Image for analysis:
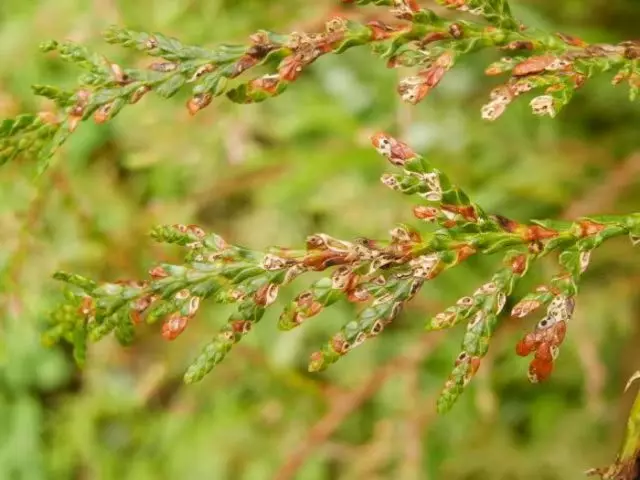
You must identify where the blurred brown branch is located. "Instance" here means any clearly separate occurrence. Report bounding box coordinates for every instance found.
[563,151,640,219]
[274,333,443,480]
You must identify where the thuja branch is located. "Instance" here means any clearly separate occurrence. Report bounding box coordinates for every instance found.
[1,0,638,172]
[46,133,640,414]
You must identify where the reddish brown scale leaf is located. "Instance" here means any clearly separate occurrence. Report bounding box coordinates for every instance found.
[420,32,449,46]
[516,333,537,356]
[37,111,60,125]
[441,204,478,222]
[370,132,416,166]
[186,224,206,237]
[248,31,273,49]
[69,115,82,133]
[161,314,188,340]
[130,310,143,324]
[308,351,324,371]
[174,289,191,301]
[254,283,279,306]
[386,56,401,68]
[397,78,431,105]
[69,91,89,131]
[143,36,158,49]
[331,334,350,355]
[528,239,544,255]
[294,292,324,319]
[130,85,151,104]
[295,291,314,308]
[323,35,348,52]
[570,72,587,88]
[305,234,327,251]
[578,219,606,237]
[109,63,128,84]
[622,40,640,59]
[367,21,399,41]
[93,103,114,124]
[485,65,504,76]
[404,229,422,244]
[187,93,212,115]
[510,254,528,275]
[302,250,350,271]
[130,296,154,323]
[149,62,177,72]
[386,241,415,259]
[469,356,482,376]
[535,342,554,363]
[512,55,556,76]
[548,320,567,344]
[79,296,95,316]
[523,224,559,242]
[231,55,259,78]
[425,263,445,281]
[331,267,359,291]
[306,301,324,318]
[546,83,564,93]
[494,214,520,232]
[455,245,477,263]
[359,238,379,250]
[313,40,334,56]
[555,32,588,48]
[529,357,554,382]
[503,40,534,51]
[449,23,464,39]
[444,0,467,7]
[511,299,542,318]
[405,0,421,11]
[421,51,454,87]
[346,287,371,303]
[612,70,630,85]
[413,205,440,221]
[76,89,91,103]
[230,320,252,334]
[189,64,215,82]
[455,351,469,366]
[537,284,560,295]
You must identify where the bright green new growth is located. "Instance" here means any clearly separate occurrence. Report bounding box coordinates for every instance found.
[2,0,640,478]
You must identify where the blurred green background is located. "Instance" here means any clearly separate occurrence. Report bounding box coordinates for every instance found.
[1,1,640,479]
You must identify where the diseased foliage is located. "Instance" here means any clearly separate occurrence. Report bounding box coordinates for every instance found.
[1,0,639,478]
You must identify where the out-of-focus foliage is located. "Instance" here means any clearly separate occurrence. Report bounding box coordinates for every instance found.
[1,0,639,479]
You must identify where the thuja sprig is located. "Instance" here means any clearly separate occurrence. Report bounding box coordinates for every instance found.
[1,0,638,171]
[45,133,640,413]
